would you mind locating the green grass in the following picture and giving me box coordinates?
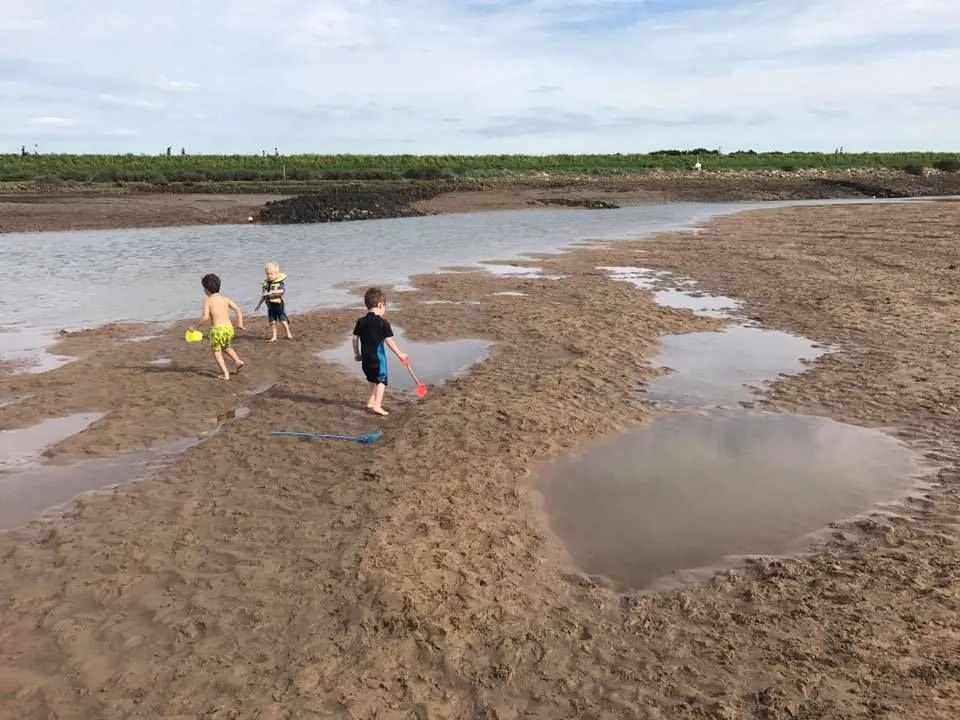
[1,151,958,184]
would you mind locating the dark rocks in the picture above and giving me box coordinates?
[256,182,447,225]
[527,197,620,209]
[814,178,911,198]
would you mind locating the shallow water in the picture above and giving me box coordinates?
[538,271,916,591]
[0,436,200,530]
[601,266,742,318]
[538,410,922,592]
[0,401,257,529]
[0,412,106,471]
[317,326,493,393]
[645,325,826,409]
[0,198,903,371]
[0,323,76,373]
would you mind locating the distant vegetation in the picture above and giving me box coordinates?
[1,150,958,185]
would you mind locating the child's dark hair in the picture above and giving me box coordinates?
[201,273,221,294]
[363,287,386,309]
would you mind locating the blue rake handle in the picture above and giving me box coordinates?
[271,430,383,444]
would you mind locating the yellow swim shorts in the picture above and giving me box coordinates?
[208,324,235,352]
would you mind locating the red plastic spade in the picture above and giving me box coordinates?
[400,358,428,398]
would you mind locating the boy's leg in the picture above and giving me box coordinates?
[370,383,388,415]
[281,319,293,340]
[366,382,378,409]
[268,319,278,342]
[212,349,230,379]
[225,346,244,372]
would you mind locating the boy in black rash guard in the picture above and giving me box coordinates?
[352,287,408,415]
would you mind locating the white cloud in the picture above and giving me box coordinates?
[152,78,199,92]
[29,115,78,128]
[97,94,166,110]
[0,0,959,153]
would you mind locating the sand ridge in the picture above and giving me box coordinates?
[0,202,958,718]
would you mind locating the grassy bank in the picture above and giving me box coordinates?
[2,151,958,186]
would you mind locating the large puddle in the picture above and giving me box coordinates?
[0,406,252,529]
[317,327,494,393]
[0,436,201,530]
[0,412,106,471]
[539,411,923,592]
[602,266,742,318]
[645,325,826,409]
[537,268,925,592]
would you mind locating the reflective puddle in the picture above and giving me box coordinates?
[0,324,76,374]
[317,326,494,393]
[0,404,249,529]
[537,270,922,592]
[601,266,742,318]
[0,436,200,530]
[0,412,106,471]
[538,410,922,592]
[645,325,826,409]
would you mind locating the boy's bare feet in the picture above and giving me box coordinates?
[219,374,230,381]
[267,337,277,343]
[235,361,245,373]
[369,406,389,416]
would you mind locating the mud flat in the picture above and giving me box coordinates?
[4,169,960,233]
[0,201,958,718]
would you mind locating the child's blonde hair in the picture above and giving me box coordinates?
[265,262,279,275]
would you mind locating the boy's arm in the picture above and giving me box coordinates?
[385,337,408,362]
[197,297,210,326]
[227,297,245,330]
[352,320,362,360]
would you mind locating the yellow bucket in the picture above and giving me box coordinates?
[184,329,203,343]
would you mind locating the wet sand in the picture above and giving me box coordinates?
[0,193,281,234]
[1,201,959,718]
[3,170,960,234]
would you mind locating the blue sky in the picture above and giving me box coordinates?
[1,0,958,154]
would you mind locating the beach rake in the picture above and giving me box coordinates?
[400,358,428,398]
[271,430,384,444]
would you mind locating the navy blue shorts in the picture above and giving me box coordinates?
[267,302,288,322]
[362,360,388,386]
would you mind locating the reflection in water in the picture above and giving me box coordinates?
[0,412,105,471]
[317,327,493,392]
[645,325,825,409]
[0,323,75,374]
[0,436,200,530]
[1,202,750,370]
[600,266,742,318]
[538,410,921,591]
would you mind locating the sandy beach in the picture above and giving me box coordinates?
[1,200,958,718]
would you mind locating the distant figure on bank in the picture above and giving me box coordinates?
[352,287,408,416]
[261,263,293,342]
[193,273,245,380]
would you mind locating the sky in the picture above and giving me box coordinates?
[1,0,958,154]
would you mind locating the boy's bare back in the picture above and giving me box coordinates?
[204,293,242,328]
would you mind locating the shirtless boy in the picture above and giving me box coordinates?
[193,273,246,380]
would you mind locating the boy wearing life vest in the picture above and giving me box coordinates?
[261,262,294,342]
